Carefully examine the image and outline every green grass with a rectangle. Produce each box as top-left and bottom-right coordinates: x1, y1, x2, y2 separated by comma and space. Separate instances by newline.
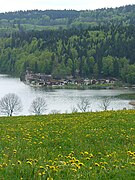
116, 93, 135, 100
0, 110, 135, 179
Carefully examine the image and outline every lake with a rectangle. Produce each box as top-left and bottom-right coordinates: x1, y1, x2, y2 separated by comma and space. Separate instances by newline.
0, 74, 134, 115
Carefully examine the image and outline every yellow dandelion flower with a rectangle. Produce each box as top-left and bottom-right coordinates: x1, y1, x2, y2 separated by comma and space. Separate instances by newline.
38, 172, 42, 176
76, 165, 81, 169
69, 160, 75, 163
26, 161, 32, 165
71, 151, 74, 154
80, 152, 84, 156
47, 178, 53, 180
71, 168, 77, 172
42, 171, 46, 175
49, 165, 55, 170
39, 166, 44, 169
84, 151, 89, 155
130, 162, 135, 166
95, 163, 100, 167
101, 166, 105, 169
78, 162, 84, 166
34, 159, 38, 163
17, 160, 22, 165
127, 151, 131, 155
2, 163, 8, 167
13, 149, 17, 154
58, 154, 62, 158
90, 153, 94, 158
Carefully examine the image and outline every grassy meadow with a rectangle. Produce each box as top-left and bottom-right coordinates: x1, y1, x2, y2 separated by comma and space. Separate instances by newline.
0, 110, 135, 179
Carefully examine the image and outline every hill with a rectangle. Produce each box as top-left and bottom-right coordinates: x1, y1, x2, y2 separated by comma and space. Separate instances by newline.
0, 110, 135, 179
0, 24, 135, 84
0, 5, 135, 35
0, 5, 135, 84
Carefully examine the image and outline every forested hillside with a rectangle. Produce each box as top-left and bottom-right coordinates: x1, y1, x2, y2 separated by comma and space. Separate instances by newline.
0, 5, 135, 35
0, 5, 135, 84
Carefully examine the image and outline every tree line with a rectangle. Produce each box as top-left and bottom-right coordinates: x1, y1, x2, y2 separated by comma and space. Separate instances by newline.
0, 24, 135, 84
0, 5, 135, 36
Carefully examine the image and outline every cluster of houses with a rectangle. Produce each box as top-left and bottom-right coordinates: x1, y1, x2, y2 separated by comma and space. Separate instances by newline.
24, 70, 118, 88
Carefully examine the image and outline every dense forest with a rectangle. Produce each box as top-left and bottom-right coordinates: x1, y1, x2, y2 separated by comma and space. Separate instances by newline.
0, 5, 135, 84
0, 5, 135, 35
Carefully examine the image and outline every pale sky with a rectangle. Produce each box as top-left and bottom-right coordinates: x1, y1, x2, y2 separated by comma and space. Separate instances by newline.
0, 0, 135, 13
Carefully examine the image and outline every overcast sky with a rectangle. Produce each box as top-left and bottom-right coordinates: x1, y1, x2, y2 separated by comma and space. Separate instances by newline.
0, 0, 135, 12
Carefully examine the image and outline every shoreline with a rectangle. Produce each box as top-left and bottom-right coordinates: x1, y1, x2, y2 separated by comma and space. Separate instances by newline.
26, 82, 135, 91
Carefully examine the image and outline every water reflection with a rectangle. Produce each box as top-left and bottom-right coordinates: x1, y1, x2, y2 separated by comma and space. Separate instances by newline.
0, 75, 134, 115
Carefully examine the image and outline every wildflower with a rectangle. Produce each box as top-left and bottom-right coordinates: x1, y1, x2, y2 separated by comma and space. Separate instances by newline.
42, 171, 46, 175
78, 162, 84, 166
49, 166, 55, 170
130, 162, 135, 166
47, 178, 53, 180
90, 153, 94, 158
26, 161, 32, 166
95, 163, 100, 167
17, 160, 22, 164
84, 151, 89, 155
75, 159, 79, 163
127, 151, 132, 155
69, 159, 75, 163
13, 149, 17, 154
71, 168, 77, 172
80, 152, 84, 156
2, 163, 8, 167
34, 159, 38, 163
58, 154, 62, 157
75, 165, 80, 169
3, 154, 8, 157
39, 166, 44, 169
101, 166, 105, 169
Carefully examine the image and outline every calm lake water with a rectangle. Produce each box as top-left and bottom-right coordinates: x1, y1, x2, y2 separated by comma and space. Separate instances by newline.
0, 74, 134, 116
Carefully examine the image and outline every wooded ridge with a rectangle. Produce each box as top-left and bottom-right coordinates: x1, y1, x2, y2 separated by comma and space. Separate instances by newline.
0, 5, 135, 84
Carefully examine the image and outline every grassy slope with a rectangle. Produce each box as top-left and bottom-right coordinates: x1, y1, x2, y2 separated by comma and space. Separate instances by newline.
0, 110, 135, 179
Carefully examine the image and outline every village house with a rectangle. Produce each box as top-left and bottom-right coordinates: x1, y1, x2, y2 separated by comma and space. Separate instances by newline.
24, 70, 118, 87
